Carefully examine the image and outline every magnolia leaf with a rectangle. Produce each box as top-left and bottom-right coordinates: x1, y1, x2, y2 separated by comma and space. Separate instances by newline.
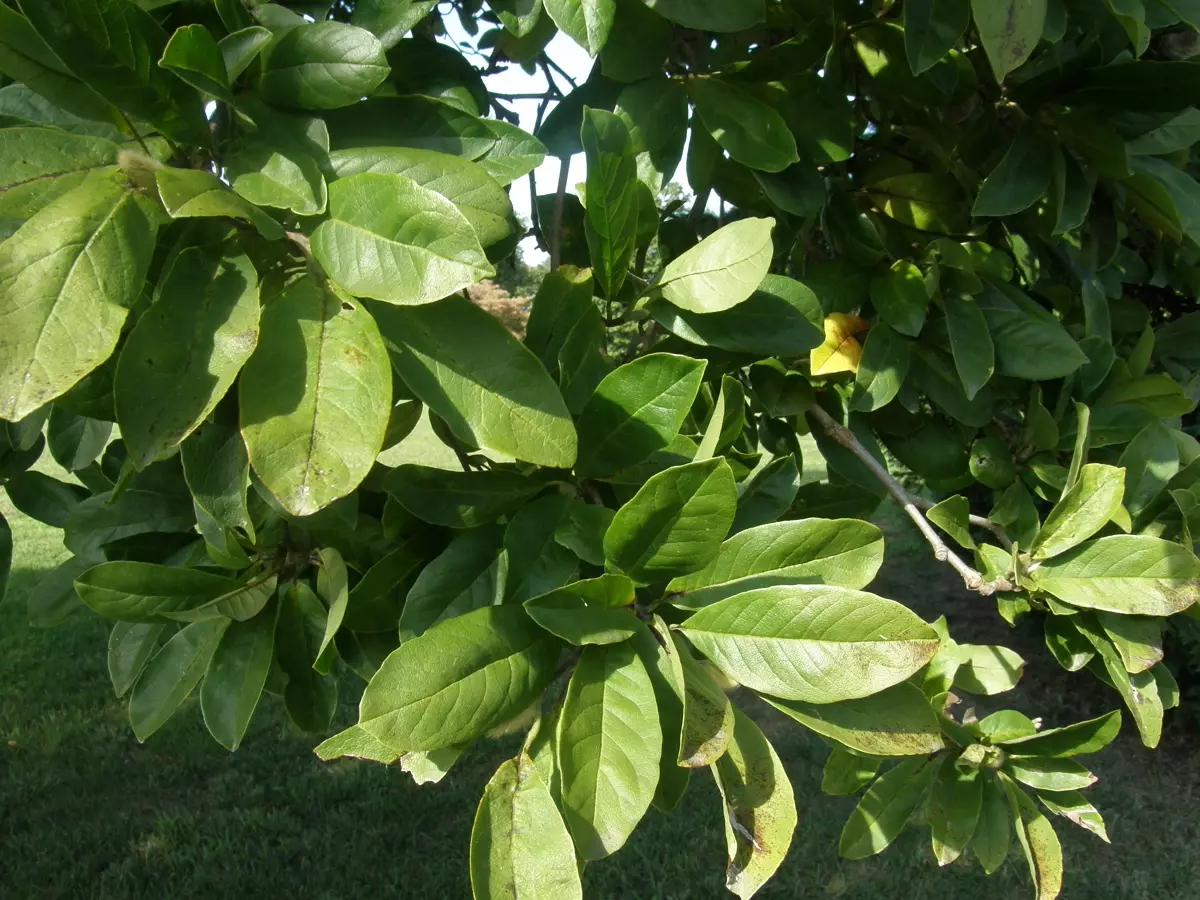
657, 218, 775, 313
811, 313, 868, 376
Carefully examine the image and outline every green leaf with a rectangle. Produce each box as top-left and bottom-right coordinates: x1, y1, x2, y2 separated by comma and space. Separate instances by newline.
1098, 611, 1163, 674
581, 107, 638, 298
666, 519, 885, 610
353, 0, 437, 49
182, 409, 253, 536
674, 635, 734, 767
524, 574, 637, 646
1032, 463, 1126, 559
821, 749, 881, 796
344, 536, 428, 633
220, 26, 273, 80
129, 618, 230, 742
925, 495, 976, 550
973, 125, 1055, 217
159, 24, 233, 103
0, 127, 120, 218
1078, 616, 1163, 747
47, 407, 111, 472
108, 621, 164, 699
0, 169, 158, 421
400, 526, 505, 642
574, 353, 705, 478
1037, 790, 1109, 843
155, 167, 285, 240
557, 640, 661, 859
927, 765, 982, 866
0, 509, 8, 603
603, 458, 737, 583
312, 172, 493, 305
712, 706, 797, 899
731, 455, 801, 534
239, 278, 391, 516
75, 562, 241, 623
648, 273, 823, 357
768, 682, 945, 756
1005, 758, 1097, 792
371, 295, 577, 467
866, 173, 968, 234
314, 723, 401, 763
554, 499, 613, 566
503, 494, 578, 603
971, 0, 1047, 82
257, 21, 389, 109
680, 585, 940, 704
544, 0, 615, 56
200, 607, 275, 750
600, 0, 671, 82
470, 753, 583, 900
314, 547, 349, 668
329, 147, 513, 248
912, 345, 994, 427
1097, 372, 1196, 417
115, 248, 260, 468
275, 582, 337, 733
226, 105, 329, 217
943, 292, 994, 401
385, 465, 546, 527
1119, 422, 1180, 517
19, 0, 208, 144
642, 0, 764, 32
630, 616, 690, 812
657, 218, 775, 314
401, 745, 466, 784
952, 643, 1025, 694
64, 488, 195, 559
1000, 711, 1122, 758
476, 119, 547, 185
1127, 108, 1200, 155
0, 7, 116, 124
325, 95, 496, 158
904, 0, 970, 74
4, 470, 87, 528
360, 605, 558, 751
851, 324, 911, 411
870, 261, 929, 337
839, 757, 938, 859
971, 777, 1012, 874
1032, 535, 1200, 615
688, 78, 798, 173
1001, 774, 1064, 900
525, 265, 596, 376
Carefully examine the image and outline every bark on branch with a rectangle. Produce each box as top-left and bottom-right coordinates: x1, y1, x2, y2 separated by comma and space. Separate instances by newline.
808, 405, 1015, 597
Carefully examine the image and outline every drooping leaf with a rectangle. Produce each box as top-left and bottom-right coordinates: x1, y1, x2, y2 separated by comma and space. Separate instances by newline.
971, 0, 1048, 83
839, 757, 938, 859
200, 607, 275, 751
767, 682, 945, 756
128, 618, 230, 742
688, 78, 799, 173
943, 292, 994, 401
544, 0, 615, 56
712, 706, 797, 899
557, 640, 662, 859
851, 323, 911, 411
904, 0, 971, 75
679, 585, 940, 704
524, 574, 638, 646
973, 125, 1056, 217
74, 561, 241, 623
239, 278, 391, 516
155, 167, 285, 240
927, 765, 982, 866
116, 248, 260, 468
400, 526, 505, 642
581, 107, 638, 298
1001, 773, 1065, 900
470, 754, 583, 900
384, 465, 547, 527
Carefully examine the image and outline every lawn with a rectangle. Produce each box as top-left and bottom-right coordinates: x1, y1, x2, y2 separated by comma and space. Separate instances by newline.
2, 420, 1199, 899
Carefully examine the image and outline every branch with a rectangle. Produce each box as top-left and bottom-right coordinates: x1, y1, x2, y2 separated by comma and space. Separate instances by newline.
808, 405, 1015, 596
549, 159, 569, 270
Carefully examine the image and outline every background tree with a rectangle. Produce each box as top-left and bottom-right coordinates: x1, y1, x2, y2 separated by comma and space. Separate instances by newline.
1, 1, 1199, 898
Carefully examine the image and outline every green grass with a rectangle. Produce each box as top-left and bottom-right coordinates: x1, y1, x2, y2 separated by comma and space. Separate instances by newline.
3, 437, 1199, 899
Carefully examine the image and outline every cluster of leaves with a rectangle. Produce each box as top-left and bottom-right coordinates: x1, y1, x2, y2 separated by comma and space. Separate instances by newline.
1, 0, 1199, 897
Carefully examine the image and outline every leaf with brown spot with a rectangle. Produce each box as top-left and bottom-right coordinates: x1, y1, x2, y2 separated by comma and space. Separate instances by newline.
711, 706, 797, 899
674, 633, 734, 767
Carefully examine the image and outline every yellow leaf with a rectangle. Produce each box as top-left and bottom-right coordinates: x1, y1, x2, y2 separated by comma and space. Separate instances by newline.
810, 313, 868, 375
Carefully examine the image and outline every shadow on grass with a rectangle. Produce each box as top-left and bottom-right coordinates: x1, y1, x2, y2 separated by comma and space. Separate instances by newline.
3, 547, 1200, 900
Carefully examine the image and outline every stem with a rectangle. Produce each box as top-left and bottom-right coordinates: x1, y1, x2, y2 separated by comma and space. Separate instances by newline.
118, 110, 151, 155
808, 405, 1015, 596
549, 158, 569, 270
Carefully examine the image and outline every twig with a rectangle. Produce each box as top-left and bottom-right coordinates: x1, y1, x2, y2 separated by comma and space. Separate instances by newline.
541, 54, 577, 90
118, 110, 151, 155
549, 159, 569, 270
808, 405, 1015, 596
910, 496, 1014, 550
